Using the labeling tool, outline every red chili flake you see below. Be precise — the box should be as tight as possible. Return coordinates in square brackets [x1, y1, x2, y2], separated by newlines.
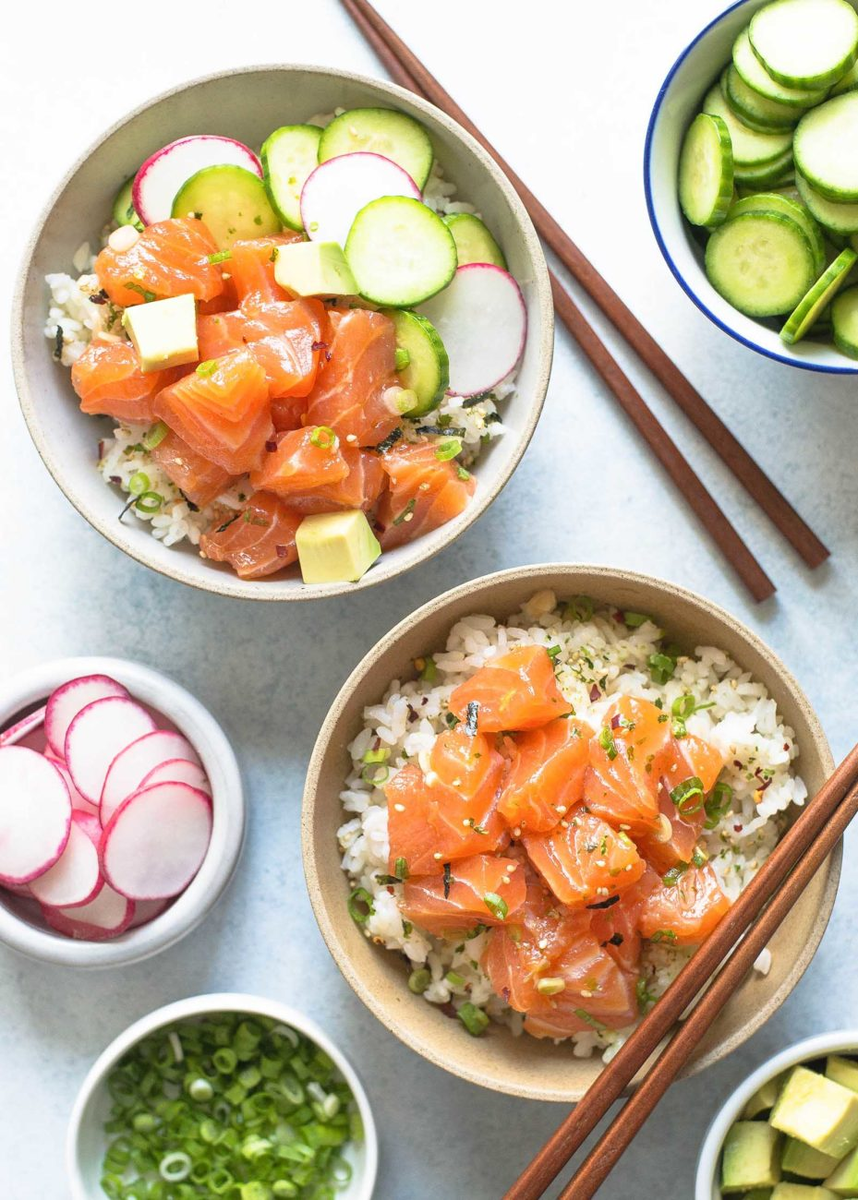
[325, 350, 333, 362]
[440, 1002, 458, 1020]
[783, 742, 789, 752]
[265, 439, 277, 452]
[311, 340, 329, 352]
[733, 759, 743, 769]
[275, 545, 289, 558]
[733, 824, 743, 833]
[610, 715, 621, 730]
[589, 684, 600, 702]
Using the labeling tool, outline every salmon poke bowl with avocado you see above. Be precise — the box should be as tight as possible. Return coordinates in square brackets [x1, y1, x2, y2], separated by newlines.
[334, 588, 811, 1057]
[23, 68, 551, 597]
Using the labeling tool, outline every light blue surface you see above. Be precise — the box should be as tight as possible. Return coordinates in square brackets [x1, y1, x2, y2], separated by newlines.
[2, 2, 858, 1197]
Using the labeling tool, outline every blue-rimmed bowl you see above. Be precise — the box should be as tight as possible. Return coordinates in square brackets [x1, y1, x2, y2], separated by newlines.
[645, 0, 858, 374]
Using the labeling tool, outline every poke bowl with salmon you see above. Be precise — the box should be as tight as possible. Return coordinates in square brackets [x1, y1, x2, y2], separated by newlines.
[15, 67, 552, 599]
[303, 566, 838, 1101]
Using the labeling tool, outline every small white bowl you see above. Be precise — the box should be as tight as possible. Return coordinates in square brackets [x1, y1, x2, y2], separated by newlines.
[645, 0, 858, 374]
[67, 992, 378, 1200]
[0, 656, 244, 967]
[696, 1029, 858, 1198]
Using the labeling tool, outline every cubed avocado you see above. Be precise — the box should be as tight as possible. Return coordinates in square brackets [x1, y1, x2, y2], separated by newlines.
[825, 1145, 858, 1196]
[827, 1059, 858, 1096]
[771, 1068, 858, 1159]
[771, 1185, 837, 1198]
[782, 1137, 841, 1179]
[721, 1121, 782, 1193]
[122, 293, 198, 372]
[295, 510, 381, 584]
[744, 1075, 786, 1119]
[274, 241, 358, 297]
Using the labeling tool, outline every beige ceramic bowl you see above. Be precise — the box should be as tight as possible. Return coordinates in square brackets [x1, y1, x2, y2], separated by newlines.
[12, 65, 553, 601]
[302, 564, 839, 1102]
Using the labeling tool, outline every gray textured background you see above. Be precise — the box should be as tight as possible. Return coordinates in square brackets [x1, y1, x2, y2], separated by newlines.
[2, 2, 857, 1196]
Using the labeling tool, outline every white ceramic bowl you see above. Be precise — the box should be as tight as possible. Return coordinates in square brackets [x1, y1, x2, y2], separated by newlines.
[645, 0, 858, 374]
[0, 656, 244, 967]
[12, 64, 553, 601]
[67, 992, 378, 1200]
[696, 1029, 858, 1198]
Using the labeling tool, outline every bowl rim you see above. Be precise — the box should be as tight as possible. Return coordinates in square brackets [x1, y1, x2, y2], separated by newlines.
[695, 1028, 858, 1198]
[643, 0, 858, 376]
[11, 62, 554, 602]
[0, 655, 245, 968]
[301, 562, 840, 1100]
[65, 991, 378, 1200]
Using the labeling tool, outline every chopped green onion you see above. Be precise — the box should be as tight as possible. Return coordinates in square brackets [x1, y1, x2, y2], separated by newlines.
[362, 747, 390, 765]
[456, 466, 471, 481]
[392, 498, 416, 525]
[408, 968, 432, 994]
[547, 645, 561, 662]
[159, 1151, 192, 1181]
[195, 359, 218, 376]
[663, 862, 689, 887]
[207, 250, 232, 264]
[360, 762, 389, 786]
[134, 491, 163, 514]
[691, 846, 709, 868]
[445, 971, 465, 987]
[573, 1009, 607, 1031]
[457, 1003, 489, 1037]
[649, 929, 678, 944]
[126, 283, 156, 302]
[704, 780, 734, 830]
[415, 654, 437, 682]
[394, 347, 411, 371]
[483, 891, 508, 920]
[128, 470, 150, 495]
[435, 437, 463, 461]
[636, 977, 656, 1012]
[394, 856, 409, 880]
[309, 425, 337, 450]
[623, 611, 650, 628]
[669, 776, 705, 815]
[142, 421, 169, 450]
[563, 595, 594, 622]
[598, 725, 618, 760]
[347, 887, 374, 924]
[648, 651, 677, 685]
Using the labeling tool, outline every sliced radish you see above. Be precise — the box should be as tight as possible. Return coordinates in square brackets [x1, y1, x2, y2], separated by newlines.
[133, 135, 262, 225]
[71, 808, 102, 846]
[0, 748, 71, 885]
[101, 782, 212, 901]
[49, 757, 99, 818]
[42, 883, 134, 941]
[128, 897, 171, 929]
[2, 881, 33, 898]
[140, 758, 211, 794]
[418, 263, 527, 396]
[65, 697, 157, 804]
[300, 152, 421, 248]
[45, 675, 129, 758]
[0, 705, 46, 748]
[29, 815, 102, 909]
[100, 730, 201, 825]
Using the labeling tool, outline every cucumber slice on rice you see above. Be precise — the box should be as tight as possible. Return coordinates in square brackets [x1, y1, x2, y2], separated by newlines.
[831, 282, 858, 352]
[113, 177, 144, 232]
[442, 213, 507, 268]
[796, 166, 858, 231]
[780, 245, 857, 341]
[319, 108, 434, 190]
[749, 0, 858, 90]
[705, 210, 817, 316]
[733, 28, 829, 106]
[728, 190, 826, 271]
[261, 124, 322, 231]
[384, 309, 449, 416]
[679, 113, 735, 226]
[171, 165, 281, 250]
[794, 92, 858, 200]
[702, 85, 793, 165]
[723, 64, 805, 130]
[345, 195, 457, 307]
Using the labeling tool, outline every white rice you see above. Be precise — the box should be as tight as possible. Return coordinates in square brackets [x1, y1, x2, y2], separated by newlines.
[44, 112, 513, 550]
[337, 591, 806, 1057]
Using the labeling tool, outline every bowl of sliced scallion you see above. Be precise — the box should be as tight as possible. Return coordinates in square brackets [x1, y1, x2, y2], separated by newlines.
[66, 992, 377, 1200]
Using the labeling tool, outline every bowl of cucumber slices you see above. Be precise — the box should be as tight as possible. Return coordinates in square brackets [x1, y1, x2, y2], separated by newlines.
[646, 0, 858, 373]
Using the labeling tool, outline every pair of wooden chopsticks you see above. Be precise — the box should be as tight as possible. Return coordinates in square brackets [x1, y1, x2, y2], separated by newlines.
[340, 0, 831, 604]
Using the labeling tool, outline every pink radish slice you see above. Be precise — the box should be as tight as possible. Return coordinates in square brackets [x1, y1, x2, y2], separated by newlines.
[0, 747, 71, 885]
[29, 816, 102, 908]
[418, 263, 527, 396]
[2, 881, 33, 898]
[300, 152, 421, 248]
[100, 730, 201, 825]
[128, 897, 171, 929]
[45, 675, 129, 758]
[65, 697, 157, 804]
[101, 782, 212, 901]
[0, 705, 47, 748]
[70, 809, 102, 846]
[42, 884, 134, 941]
[140, 758, 211, 794]
[133, 135, 262, 225]
[49, 757, 99, 818]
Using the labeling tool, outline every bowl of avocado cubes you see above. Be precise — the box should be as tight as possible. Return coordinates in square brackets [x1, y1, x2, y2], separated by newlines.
[697, 1031, 858, 1198]
[646, 0, 858, 374]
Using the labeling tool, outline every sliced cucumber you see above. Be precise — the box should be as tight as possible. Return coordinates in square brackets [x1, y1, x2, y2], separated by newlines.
[794, 92, 858, 201]
[261, 124, 321, 231]
[831, 282, 858, 353]
[319, 108, 434, 190]
[384, 309, 449, 415]
[796, 166, 858, 230]
[728, 191, 826, 271]
[702, 85, 793, 165]
[780, 245, 857, 341]
[442, 213, 507, 268]
[732, 28, 829, 106]
[832, 57, 858, 93]
[705, 210, 817, 316]
[734, 146, 795, 187]
[113, 177, 144, 231]
[171, 165, 281, 250]
[749, 0, 858, 90]
[679, 113, 735, 226]
[723, 63, 804, 130]
[345, 195, 457, 306]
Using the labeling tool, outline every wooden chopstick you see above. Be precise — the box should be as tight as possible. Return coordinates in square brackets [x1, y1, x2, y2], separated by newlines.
[504, 739, 858, 1200]
[341, 0, 775, 603]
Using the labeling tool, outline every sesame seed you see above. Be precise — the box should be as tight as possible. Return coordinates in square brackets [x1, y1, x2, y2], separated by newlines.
[580, 990, 593, 999]
[502, 875, 511, 885]
[555, 805, 567, 815]
[513, 827, 522, 838]
[433, 852, 443, 861]
[538, 938, 549, 950]
[393, 803, 405, 813]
